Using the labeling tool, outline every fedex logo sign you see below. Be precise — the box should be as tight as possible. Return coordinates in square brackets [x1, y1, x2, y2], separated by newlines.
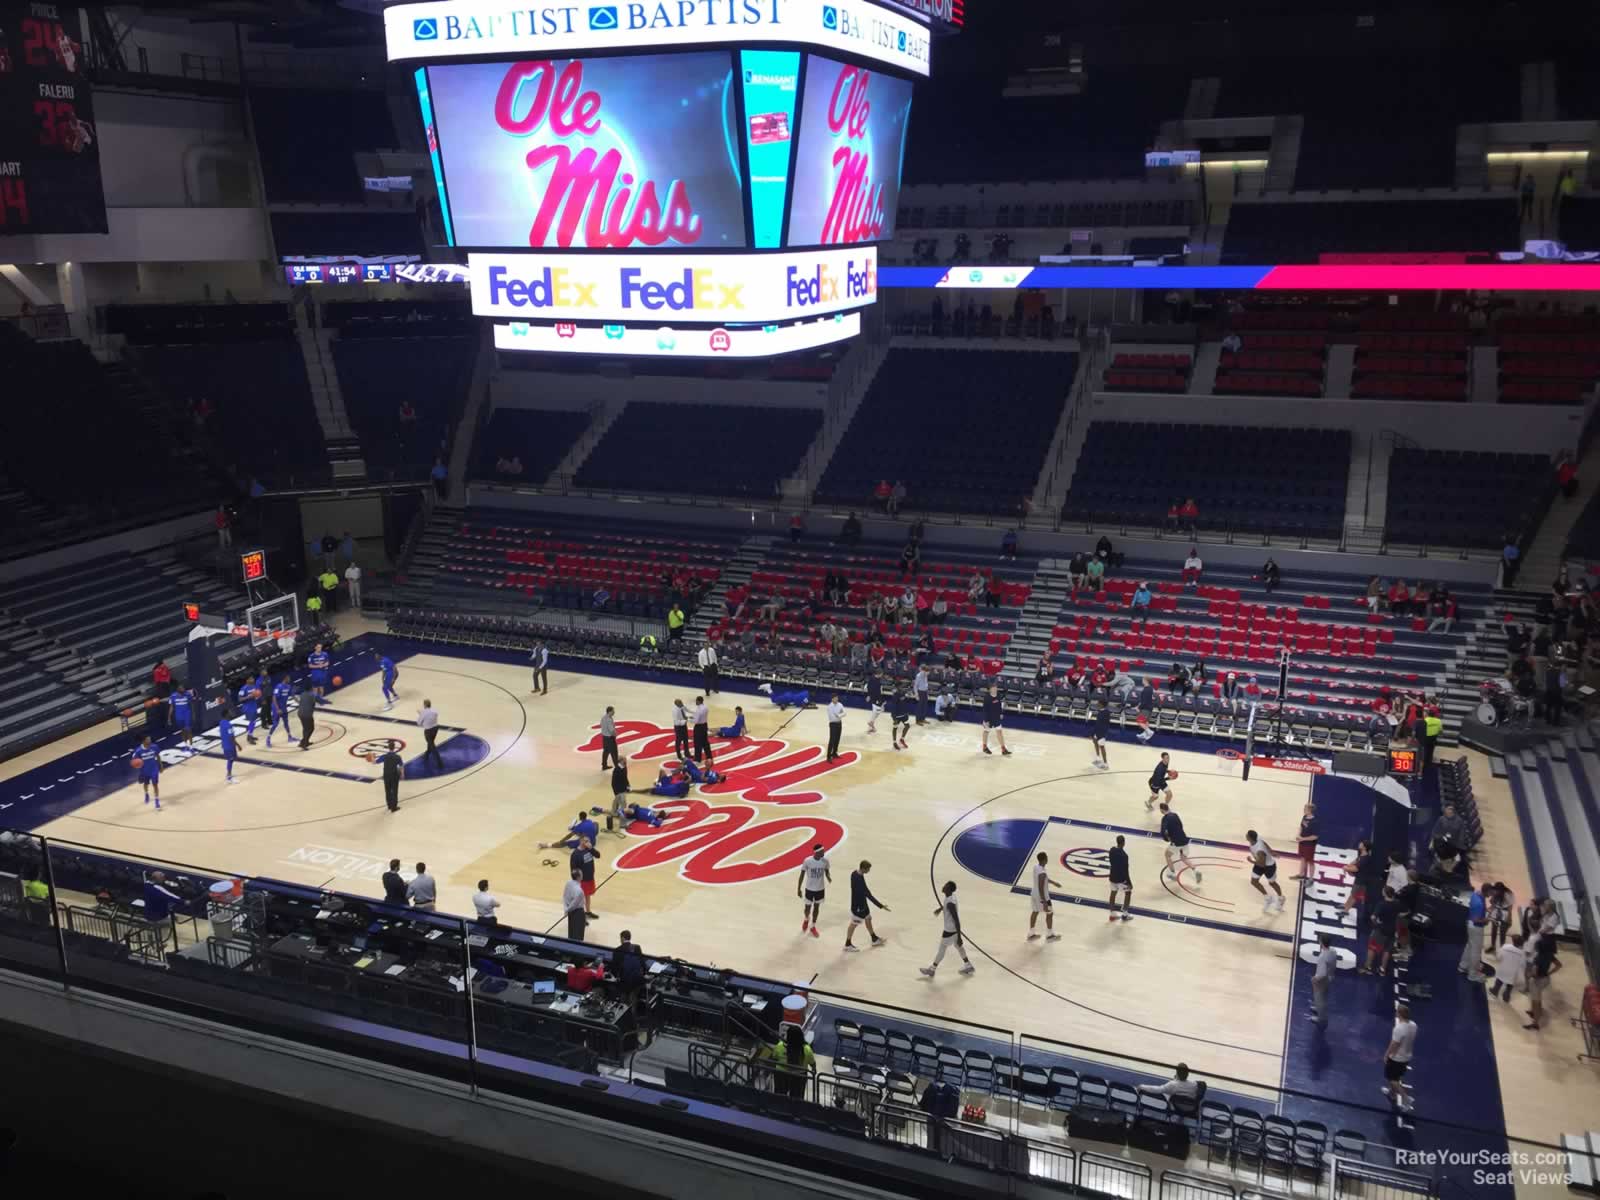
[786, 258, 875, 307]
[470, 248, 878, 323]
[620, 268, 744, 312]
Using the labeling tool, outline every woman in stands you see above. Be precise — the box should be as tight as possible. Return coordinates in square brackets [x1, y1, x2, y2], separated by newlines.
[1366, 576, 1383, 613]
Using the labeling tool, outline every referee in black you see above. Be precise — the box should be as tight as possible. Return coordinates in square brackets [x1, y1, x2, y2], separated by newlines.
[379, 740, 404, 812]
[825, 694, 845, 761]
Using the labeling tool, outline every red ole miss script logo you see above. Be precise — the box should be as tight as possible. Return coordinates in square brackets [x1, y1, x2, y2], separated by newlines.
[495, 59, 702, 249]
[821, 66, 888, 244]
[576, 720, 849, 885]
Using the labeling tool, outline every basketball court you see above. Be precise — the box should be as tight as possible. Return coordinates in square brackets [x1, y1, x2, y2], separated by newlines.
[1, 612, 1592, 1187]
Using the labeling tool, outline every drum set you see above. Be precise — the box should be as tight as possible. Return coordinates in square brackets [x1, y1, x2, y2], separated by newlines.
[1475, 678, 1532, 727]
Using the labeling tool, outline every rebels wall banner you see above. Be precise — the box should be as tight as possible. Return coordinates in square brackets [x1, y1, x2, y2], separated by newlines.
[0, 2, 107, 234]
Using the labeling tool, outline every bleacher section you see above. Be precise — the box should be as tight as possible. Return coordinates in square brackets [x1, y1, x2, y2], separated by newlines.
[816, 348, 1076, 516]
[1385, 448, 1550, 549]
[1062, 423, 1350, 538]
[325, 302, 478, 481]
[0, 548, 245, 757]
[574, 403, 821, 499]
[1031, 554, 1489, 745]
[1103, 353, 1191, 393]
[111, 303, 329, 490]
[472, 408, 590, 484]
[710, 540, 1035, 679]
[249, 87, 398, 204]
[411, 509, 746, 621]
[1220, 200, 1521, 265]
[1352, 313, 1471, 402]
[0, 325, 220, 557]
[1497, 314, 1600, 406]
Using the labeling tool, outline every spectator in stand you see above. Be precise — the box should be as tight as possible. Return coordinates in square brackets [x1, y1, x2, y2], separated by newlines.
[215, 504, 232, 549]
[873, 479, 892, 511]
[1221, 331, 1242, 355]
[1366, 576, 1383, 613]
[888, 480, 907, 516]
[152, 660, 173, 699]
[1387, 579, 1412, 616]
[1221, 670, 1239, 704]
[899, 584, 918, 625]
[1261, 557, 1281, 595]
[839, 511, 862, 545]
[1086, 554, 1106, 591]
[1542, 650, 1568, 726]
[1095, 533, 1115, 566]
[1035, 651, 1054, 683]
[1165, 499, 1180, 532]
[1167, 661, 1191, 696]
[907, 516, 927, 545]
[1501, 536, 1521, 588]
[967, 569, 987, 604]
[430, 455, 448, 499]
[1556, 452, 1579, 500]
[1178, 497, 1199, 534]
[1428, 590, 1458, 633]
[726, 583, 750, 621]
[1069, 551, 1089, 592]
[1519, 170, 1535, 221]
[864, 590, 884, 624]
[1001, 528, 1019, 560]
[930, 594, 948, 624]
[1506, 621, 1531, 665]
[1129, 581, 1153, 631]
[900, 539, 921, 579]
[1182, 547, 1203, 589]
[667, 603, 685, 641]
[789, 512, 804, 543]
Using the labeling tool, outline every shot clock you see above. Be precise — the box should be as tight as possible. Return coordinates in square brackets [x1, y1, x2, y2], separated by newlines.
[1387, 747, 1421, 779]
[240, 549, 267, 584]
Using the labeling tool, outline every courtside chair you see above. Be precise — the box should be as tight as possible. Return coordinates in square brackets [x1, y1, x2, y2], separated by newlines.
[1332, 1130, 1367, 1161]
[885, 1028, 914, 1069]
[833, 1018, 862, 1059]
[962, 1049, 995, 1093]
[936, 1046, 966, 1087]
[1020, 1065, 1052, 1109]
[1232, 1109, 1266, 1178]
[1263, 1128, 1296, 1189]
[993, 1057, 1022, 1103]
[860, 1024, 889, 1065]
[1108, 1081, 1140, 1117]
[1078, 1075, 1110, 1109]
[1047, 1067, 1080, 1113]
[1200, 1104, 1234, 1167]
[912, 1036, 940, 1079]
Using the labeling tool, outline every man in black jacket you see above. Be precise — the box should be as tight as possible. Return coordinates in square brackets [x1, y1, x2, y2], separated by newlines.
[382, 859, 409, 907]
[379, 741, 404, 812]
[610, 756, 632, 835]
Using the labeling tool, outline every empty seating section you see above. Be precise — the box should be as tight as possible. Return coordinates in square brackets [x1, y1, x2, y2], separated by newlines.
[113, 303, 326, 488]
[1353, 315, 1470, 401]
[270, 211, 425, 258]
[712, 542, 1033, 675]
[0, 325, 218, 552]
[905, 70, 1189, 183]
[429, 511, 741, 619]
[1385, 449, 1550, 548]
[817, 349, 1077, 515]
[1497, 315, 1600, 406]
[1564, 489, 1600, 562]
[575, 403, 821, 499]
[1216, 347, 1325, 398]
[250, 87, 397, 204]
[331, 315, 477, 479]
[1221, 200, 1521, 264]
[472, 408, 590, 483]
[1104, 353, 1190, 393]
[1215, 57, 1517, 190]
[1064, 423, 1350, 537]
[1039, 556, 1492, 740]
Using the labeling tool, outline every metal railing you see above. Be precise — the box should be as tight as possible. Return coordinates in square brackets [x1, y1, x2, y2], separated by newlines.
[1079, 1149, 1155, 1199]
[1333, 1156, 1439, 1200]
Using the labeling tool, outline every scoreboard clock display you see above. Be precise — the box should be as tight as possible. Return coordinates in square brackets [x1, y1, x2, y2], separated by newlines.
[240, 549, 266, 584]
[1387, 747, 1421, 778]
[0, 2, 108, 234]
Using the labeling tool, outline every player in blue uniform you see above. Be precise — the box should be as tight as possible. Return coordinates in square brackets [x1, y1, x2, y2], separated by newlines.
[236, 679, 260, 744]
[307, 644, 331, 696]
[267, 675, 293, 747]
[377, 652, 398, 709]
[135, 735, 161, 808]
[168, 687, 196, 748]
[219, 712, 240, 783]
[980, 684, 1012, 756]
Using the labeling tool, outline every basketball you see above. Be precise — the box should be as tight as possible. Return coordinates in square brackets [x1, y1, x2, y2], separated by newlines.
[332, 675, 343, 687]
[1169, 771, 1179, 780]
[252, 688, 262, 700]
[130, 757, 143, 769]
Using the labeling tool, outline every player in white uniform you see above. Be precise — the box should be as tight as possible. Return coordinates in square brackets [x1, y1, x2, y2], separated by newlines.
[1246, 829, 1285, 912]
[1158, 801, 1202, 883]
[1027, 851, 1062, 941]
[796, 844, 832, 939]
[919, 880, 975, 976]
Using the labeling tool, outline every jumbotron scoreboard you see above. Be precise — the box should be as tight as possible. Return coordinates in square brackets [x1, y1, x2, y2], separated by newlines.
[386, 0, 949, 357]
[0, 2, 106, 234]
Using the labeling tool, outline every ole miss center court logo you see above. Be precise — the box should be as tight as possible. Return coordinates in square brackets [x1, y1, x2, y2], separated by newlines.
[575, 720, 851, 885]
[350, 737, 405, 763]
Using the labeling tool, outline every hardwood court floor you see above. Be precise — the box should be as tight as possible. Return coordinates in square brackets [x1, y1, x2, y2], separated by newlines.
[15, 643, 1310, 1090]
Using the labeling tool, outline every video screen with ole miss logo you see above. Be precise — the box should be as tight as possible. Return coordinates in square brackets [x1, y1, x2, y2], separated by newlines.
[423, 53, 749, 250]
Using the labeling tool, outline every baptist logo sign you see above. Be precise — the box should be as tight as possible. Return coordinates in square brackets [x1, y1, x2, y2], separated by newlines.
[384, 0, 930, 76]
[471, 247, 877, 323]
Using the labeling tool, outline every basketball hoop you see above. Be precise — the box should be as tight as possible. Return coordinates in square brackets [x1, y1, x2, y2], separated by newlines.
[1215, 747, 1245, 775]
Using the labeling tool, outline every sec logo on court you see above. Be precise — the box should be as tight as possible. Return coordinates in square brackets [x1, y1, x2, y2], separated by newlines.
[349, 737, 405, 763]
[1061, 848, 1111, 878]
